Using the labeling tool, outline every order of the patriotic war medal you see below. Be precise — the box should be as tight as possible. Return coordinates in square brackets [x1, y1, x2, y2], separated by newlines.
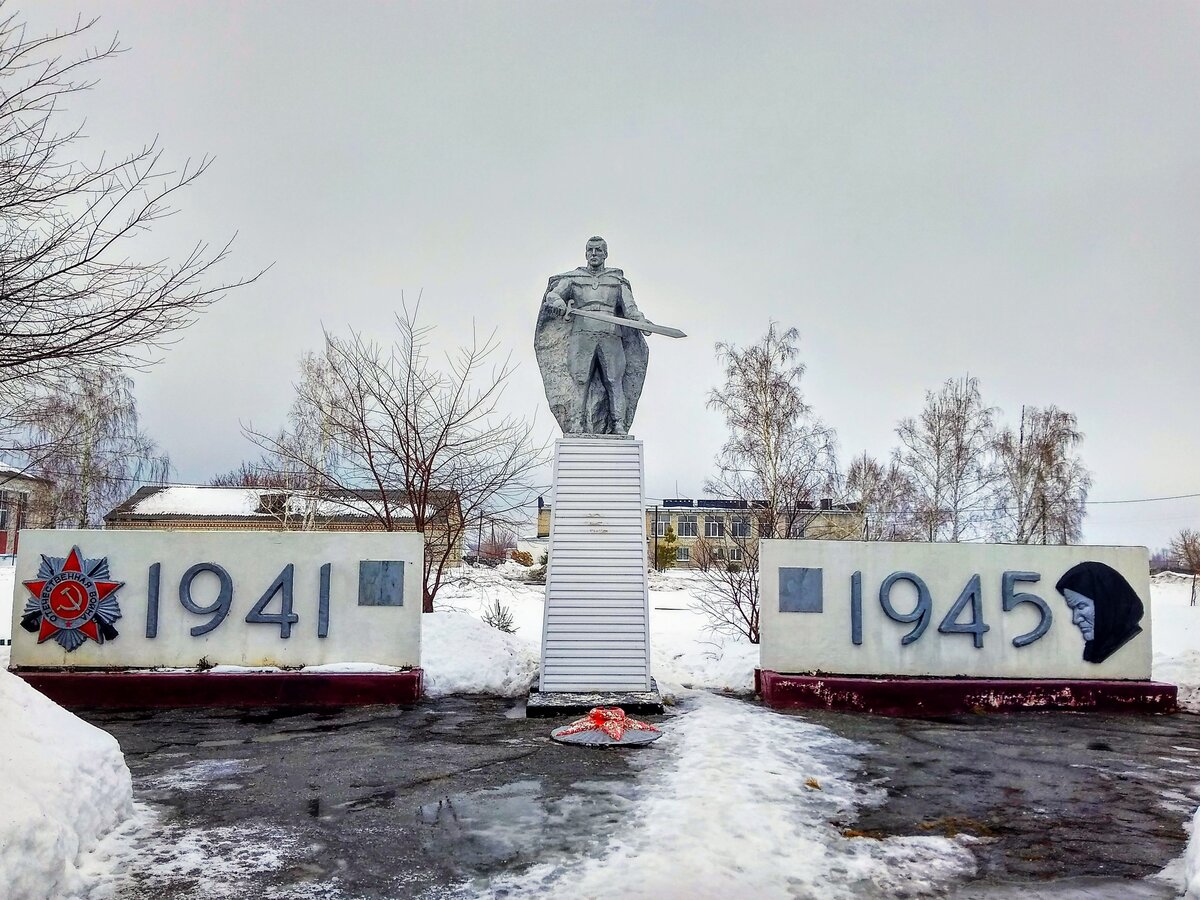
[21, 546, 124, 652]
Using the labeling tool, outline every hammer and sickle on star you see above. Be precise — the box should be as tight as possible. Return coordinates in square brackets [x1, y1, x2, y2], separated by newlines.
[58, 582, 86, 614]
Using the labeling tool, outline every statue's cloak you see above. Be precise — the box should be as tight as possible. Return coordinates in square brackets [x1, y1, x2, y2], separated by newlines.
[534, 267, 649, 435]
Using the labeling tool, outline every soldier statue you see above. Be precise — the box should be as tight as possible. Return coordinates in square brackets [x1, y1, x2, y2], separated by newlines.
[534, 236, 683, 435]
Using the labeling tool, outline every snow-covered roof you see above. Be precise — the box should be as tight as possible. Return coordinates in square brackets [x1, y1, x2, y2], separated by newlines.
[105, 484, 449, 524]
[132, 486, 260, 516]
[0, 463, 52, 487]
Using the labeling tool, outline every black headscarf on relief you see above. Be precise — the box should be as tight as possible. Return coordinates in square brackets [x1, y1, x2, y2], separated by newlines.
[1055, 561, 1145, 664]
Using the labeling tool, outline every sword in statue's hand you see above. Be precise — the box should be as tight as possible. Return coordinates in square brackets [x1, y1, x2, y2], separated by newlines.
[564, 300, 686, 339]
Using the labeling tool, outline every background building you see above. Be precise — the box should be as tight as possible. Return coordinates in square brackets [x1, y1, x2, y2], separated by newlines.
[537, 496, 863, 569]
[0, 465, 53, 556]
[106, 485, 463, 566]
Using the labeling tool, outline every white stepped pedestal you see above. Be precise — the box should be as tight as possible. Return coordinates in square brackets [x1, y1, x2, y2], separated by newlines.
[532, 436, 660, 712]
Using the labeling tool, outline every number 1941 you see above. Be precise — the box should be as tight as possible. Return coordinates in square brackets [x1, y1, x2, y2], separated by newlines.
[144, 562, 333, 640]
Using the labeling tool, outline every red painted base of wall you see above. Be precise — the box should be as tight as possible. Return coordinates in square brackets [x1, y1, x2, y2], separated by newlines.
[12, 668, 424, 709]
[757, 669, 1177, 716]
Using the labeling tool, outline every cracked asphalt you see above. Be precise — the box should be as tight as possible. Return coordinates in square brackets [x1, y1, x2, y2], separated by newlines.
[80, 698, 1200, 898]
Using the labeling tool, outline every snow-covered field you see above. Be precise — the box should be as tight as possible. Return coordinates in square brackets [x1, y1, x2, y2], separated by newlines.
[1, 561, 1199, 897]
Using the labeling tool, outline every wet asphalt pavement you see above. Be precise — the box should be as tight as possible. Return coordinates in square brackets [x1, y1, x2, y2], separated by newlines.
[80, 698, 1200, 899]
[801, 708, 1200, 896]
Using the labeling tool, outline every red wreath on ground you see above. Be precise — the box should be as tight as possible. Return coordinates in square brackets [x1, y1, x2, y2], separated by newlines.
[553, 707, 660, 742]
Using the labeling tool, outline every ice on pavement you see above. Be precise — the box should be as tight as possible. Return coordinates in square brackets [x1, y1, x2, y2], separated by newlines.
[487, 692, 976, 899]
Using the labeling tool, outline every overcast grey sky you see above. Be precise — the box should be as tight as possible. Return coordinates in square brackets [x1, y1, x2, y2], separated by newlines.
[24, 1, 1200, 549]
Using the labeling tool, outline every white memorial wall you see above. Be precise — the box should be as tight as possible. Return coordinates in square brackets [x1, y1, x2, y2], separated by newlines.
[760, 540, 1152, 681]
[11, 529, 423, 669]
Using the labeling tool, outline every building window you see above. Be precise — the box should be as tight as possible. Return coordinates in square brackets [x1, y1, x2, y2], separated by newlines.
[729, 546, 743, 562]
[705, 516, 725, 538]
[677, 514, 697, 537]
[654, 518, 669, 538]
[714, 546, 726, 559]
[676, 546, 690, 562]
[731, 516, 751, 538]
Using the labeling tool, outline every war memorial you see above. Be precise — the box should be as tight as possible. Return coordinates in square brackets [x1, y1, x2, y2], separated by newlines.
[6, 235, 1177, 719]
[1, 234, 1195, 898]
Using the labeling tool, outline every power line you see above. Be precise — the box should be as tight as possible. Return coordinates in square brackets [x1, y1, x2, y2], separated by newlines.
[1086, 492, 1200, 505]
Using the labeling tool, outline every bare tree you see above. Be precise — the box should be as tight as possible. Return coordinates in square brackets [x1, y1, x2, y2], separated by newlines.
[248, 303, 547, 612]
[476, 527, 518, 564]
[993, 405, 1091, 544]
[209, 461, 298, 489]
[22, 366, 169, 527]
[1171, 528, 1200, 607]
[0, 10, 256, 459]
[691, 541, 761, 643]
[698, 323, 839, 643]
[846, 452, 918, 541]
[1149, 547, 1178, 574]
[895, 376, 998, 541]
[706, 323, 840, 538]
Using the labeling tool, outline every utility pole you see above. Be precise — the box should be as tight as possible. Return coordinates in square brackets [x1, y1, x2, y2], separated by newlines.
[653, 506, 660, 572]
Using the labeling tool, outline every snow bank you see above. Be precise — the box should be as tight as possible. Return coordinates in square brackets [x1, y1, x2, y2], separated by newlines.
[1151, 575, 1200, 711]
[426, 567, 758, 697]
[422, 610, 539, 697]
[491, 693, 975, 897]
[0, 668, 133, 899]
[1186, 804, 1200, 899]
[0, 562, 12, 642]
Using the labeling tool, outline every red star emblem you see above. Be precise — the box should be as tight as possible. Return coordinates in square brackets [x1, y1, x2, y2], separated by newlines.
[22, 546, 124, 652]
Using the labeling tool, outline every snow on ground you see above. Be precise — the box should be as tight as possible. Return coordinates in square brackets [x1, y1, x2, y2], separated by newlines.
[423, 609, 540, 697]
[429, 565, 757, 697]
[489, 692, 976, 898]
[1186, 803, 1200, 899]
[1151, 573, 1200, 712]
[82, 800, 352, 900]
[0, 666, 134, 900]
[1, 561, 12, 644]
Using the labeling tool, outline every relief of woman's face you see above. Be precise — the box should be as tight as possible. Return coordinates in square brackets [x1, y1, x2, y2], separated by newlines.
[1062, 588, 1096, 641]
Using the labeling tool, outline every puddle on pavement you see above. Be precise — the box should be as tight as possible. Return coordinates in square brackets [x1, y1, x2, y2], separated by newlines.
[417, 778, 638, 878]
[503, 701, 527, 719]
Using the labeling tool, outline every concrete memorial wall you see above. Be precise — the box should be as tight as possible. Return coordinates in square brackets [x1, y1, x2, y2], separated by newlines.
[10, 529, 423, 670]
[760, 540, 1153, 681]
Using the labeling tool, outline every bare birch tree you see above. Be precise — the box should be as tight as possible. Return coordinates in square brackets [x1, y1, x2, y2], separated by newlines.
[992, 405, 1091, 544]
[846, 452, 918, 541]
[21, 367, 170, 526]
[895, 376, 998, 541]
[1171, 528, 1200, 607]
[696, 323, 839, 643]
[248, 304, 547, 612]
[0, 9, 256, 461]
